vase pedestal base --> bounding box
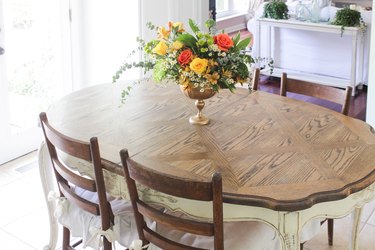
[189,115,210,125]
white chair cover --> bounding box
[49,188,138,250]
[147,220,279,250]
[146,209,320,250]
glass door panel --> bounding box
[0,0,70,164]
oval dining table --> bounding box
[38,81,375,250]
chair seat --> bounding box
[55,187,138,249]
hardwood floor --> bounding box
[258,75,367,121]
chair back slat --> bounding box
[127,157,214,201]
[41,119,92,161]
[280,73,352,115]
[120,149,224,250]
[137,200,214,236]
[53,159,97,192]
[59,182,100,215]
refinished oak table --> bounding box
[39,81,375,250]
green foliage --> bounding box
[189,19,200,34]
[236,38,251,51]
[263,0,289,20]
[331,8,366,36]
[177,33,198,53]
[332,8,361,27]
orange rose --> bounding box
[214,33,234,52]
[178,49,193,66]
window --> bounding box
[216,0,248,19]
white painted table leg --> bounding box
[349,207,362,250]
[38,142,58,250]
[279,212,301,250]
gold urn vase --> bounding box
[180,85,216,125]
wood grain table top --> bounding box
[46,81,375,211]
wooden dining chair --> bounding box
[120,149,280,250]
[279,73,352,249]
[39,112,137,250]
[280,72,352,116]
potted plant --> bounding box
[263,0,289,20]
[331,7,367,36]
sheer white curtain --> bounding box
[140,0,209,42]
[246,0,264,20]
[70,0,210,89]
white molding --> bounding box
[365,1,375,125]
[222,23,247,34]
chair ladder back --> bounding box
[39,112,113,250]
[126,157,214,201]
[137,200,214,236]
[120,149,224,250]
[251,68,260,91]
[280,73,352,115]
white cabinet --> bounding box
[255,18,367,95]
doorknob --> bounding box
[0,46,4,55]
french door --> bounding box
[0,0,71,164]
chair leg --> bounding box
[103,236,112,250]
[62,226,71,250]
[328,218,334,246]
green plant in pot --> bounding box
[331,7,367,36]
[263,0,289,20]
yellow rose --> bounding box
[152,41,168,56]
[172,41,184,50]
[190,58,208,74]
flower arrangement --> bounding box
[113,19,272,102]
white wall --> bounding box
[70,0,140,89]
[366,2,375,126]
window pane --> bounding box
[216,0,228,12]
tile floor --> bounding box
[0,151,374,250]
